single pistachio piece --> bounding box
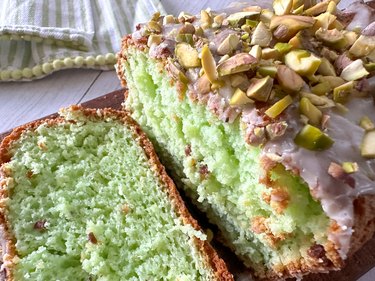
[292,0,304,10]
[163,15,176,25]
[315,28,347,50]
[293,4,305,15]
[288,34,303,48]
[230,73,248,88]
[261,48,281,60]
[217,34,240,55]
[360,116,375,131]
[342,162,358,174]
[241,33,250,40]
[147,34,162,47]
[217,53,257,76]
[249,45,262,60]
[246,19,258,28]
[227,11,260,27]
[301,91,335,108]
[211,80,225,91]
[276,65,304,92]
[265,95,293,118]
[340,59,369,81]
[285,49,321,76]
[273,0,293,16]
[299,97,322,126]
[251,21,272,47]
[175,43,201,68]
[201,45,218,83]
[246,76,274,102]
[333,81,354,103]
[330,19,344,31]
[166,60,189,84]
[294,124,334,150]
[313,12,336,31]
[311,81,332,96]
[364,62,375,72]
[274,42,292,54]
[304,1,329,16]
[317,57,337,76]
[151,12,161,22]
[349,35,375,57]
[197,74,211,94]
[343,31,358,46]
[178,23,195,35]
[218,54,230,64]
[258,65,277,78]
[147,21,162,33]
[327,1,337,14]
[176,34,194,45]
[317,75,345,88]
[260,9,274,24]
[361,130,375,158]
[178,12,195,23]
[270,15,315,40]
[200,10,213,29]
[266,121,288,139]
[230,88,254,106]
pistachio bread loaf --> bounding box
[0,106,233,281]
[116,0,375,279]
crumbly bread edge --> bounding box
[0,105,233,281]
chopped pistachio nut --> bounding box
[261,48,281,60]
[364,62,375,72]
[178,23,195,35]
[217,53,257,76]
[299,97,322,126]
[294,124,334,150]
[246,76,274,102]
[258,66,277,78]
[317,75,345,88]
[311,81,331,96]
[200,10,213,29]
[211,80,225,90]
[349,35,375,57]
[313,12,336,30]
[175,43,201,68]
[270,15,315,40]
[201,45,218,83]
[360,116,375,131]
[197,74,211,94]
[315,28,348,50]
[304,1,329,16]
[293,4,305,15]
[147,34,162,47]
[343,31,358,46]
[276,65,304,92]
[340,59,369,81]
[147,21,162,33]
[249,45,262,60]
[227,11,260,27]
[230,73,248,88]
[251,21,272,47]
[265,95,293,118]
[217,34,239,55]
[317,57,337,76]
[301,91,335,108]
[218,54,230,64]
[361,130,375,158]
[230,88,254,106]
[273,0,293,16]
[260,9,274,23]
[342,162,359,174]
[163,15,176,25]
[274,42,292,54]
[167,60,189,84]
[333,81,354,103]
[327,1,337,14]
[285,49,321,76]
[176,34,194,45]
[246,19,258,28]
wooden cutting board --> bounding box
[1,89,374,281]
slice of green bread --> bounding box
[0,106,233,281]
[116,1,375,280]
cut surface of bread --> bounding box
[116,1,375,279]
[0,106,233,281]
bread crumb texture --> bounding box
[120,49,333,277]
[1,109,215,280]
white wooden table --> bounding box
[0,0,374,280]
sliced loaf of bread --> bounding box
[0,106,233,280]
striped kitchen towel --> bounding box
[0,0,165,82]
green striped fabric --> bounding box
[0,0,165,81]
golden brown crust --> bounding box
[0,105,233,281]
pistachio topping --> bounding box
[342,162,359,174]
[299,97,322,126]
[340,59,369,81]
[217,34,240,55]
[361,130,375,159]
[251,21,272,47]
[201,45,218,83]
[246,76,274,102]
[230,88,254,106]
[360,116,375,131]
[285,49,321,76]
[175,43,201,68]
[265,95,293,118]
[227,11,260,27]
[217,53,257,76]
[276,65,304,92]
[273,0,293,16]
[294,124,334,151]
